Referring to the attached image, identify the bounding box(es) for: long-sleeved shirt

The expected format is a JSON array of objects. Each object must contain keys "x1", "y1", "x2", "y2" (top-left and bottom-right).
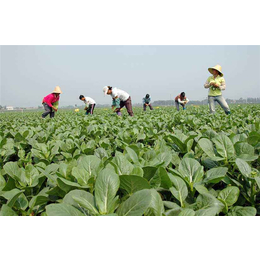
[
  {"x1": 43, "y1": 93, "x2": 60, "y2": 107},
  {"x1": 175, "y1": 95, "x2": 189, "y2": 104},
  {"x1": 83, "y1": 97, "x2": 96, "y2": 107},
  {"x1": 111, "y1": 88, "x2": 130, "y2": 101},
  {"x1": 143, "y1": 97, "x2": 151, "y2": 104},
  {"x1": 204, "y1": 75, "x2": 226, "y2": 96}
]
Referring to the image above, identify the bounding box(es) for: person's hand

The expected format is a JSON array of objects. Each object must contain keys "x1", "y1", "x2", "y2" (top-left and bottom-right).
[
  {"x1": 214, "y1": 83, "x2": 219, "y2": 88},
  {"x1": 52, "y1": 107, "x2": 57, "y2": 112}
]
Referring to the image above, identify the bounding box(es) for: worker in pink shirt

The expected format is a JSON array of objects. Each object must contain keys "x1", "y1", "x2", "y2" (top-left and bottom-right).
[{"x1": 42, "y1": 86, "x2": 62, "y2": 118}]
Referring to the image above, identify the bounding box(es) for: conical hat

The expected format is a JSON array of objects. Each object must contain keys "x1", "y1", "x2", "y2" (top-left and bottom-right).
[
  {"x1": 52, "y1": 86, "x2": 62, "y2": 94},
  {"x1": 208, "y1": 65, "x2": 223, "y2": 77}
]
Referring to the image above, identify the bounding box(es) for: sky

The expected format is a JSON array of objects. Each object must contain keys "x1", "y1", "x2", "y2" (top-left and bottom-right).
[{"x1": 0, "y1": 45, "x2": 259, "y2": 107}]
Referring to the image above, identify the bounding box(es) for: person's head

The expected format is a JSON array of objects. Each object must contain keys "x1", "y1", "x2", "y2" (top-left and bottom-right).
[
  {"x1": 103, "y1": 86, "x2": 113, "y2": 95},
  {"x1": 208, "y1": 65, "x2": 223, "y2": 77},
  {"x1": 52, "y1": 86, "x2": 62, "y2": 97},
  {"x1": 146, "y1": 94, "x2": 150, "y2": 98},
  {"x1": 180, "y1": 92, "x2": 185, "y2": 98},
  {"x1": 79, "y1": 95, "x2": 85, "y2": 101},
  {"x1": 211, "y1": 69, "x2": 220, "y2": 76}
]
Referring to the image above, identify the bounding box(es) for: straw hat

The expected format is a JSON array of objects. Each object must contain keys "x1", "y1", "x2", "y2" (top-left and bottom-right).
[
  {"x1": 208, "y1": 65, "x2": 223, "y2": 77},
  {"x1": 52, "y1": 86, "x2": 62, "y2": 94}
]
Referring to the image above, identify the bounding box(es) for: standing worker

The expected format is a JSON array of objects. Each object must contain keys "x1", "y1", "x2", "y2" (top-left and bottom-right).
[
  {"x1": 204, "y1": 65, "x2": 231, "y2": 115},
  {"x1": 79, "y1": 95, "x2": 96, "y2": 115},
  {"x1": 175, "y1": 92, "x2": 189, "y2": 111},
  {"x1": 42, "y1": 86, "x2": 62, "y2": 118},
  {"x1": 143, "y1": 94, "x2": 153, "y2": 111},
  {"x1": 103, "y1": 86, "x2": 134, "y2": 116}
]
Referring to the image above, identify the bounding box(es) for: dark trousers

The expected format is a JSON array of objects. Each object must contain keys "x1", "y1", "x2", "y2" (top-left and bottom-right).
[
  {"x1": 143, "y1": 103, "x2": 153, "y2": 111},
  {"x1": 120, "y1": 96, "x2": 134, "y2": 116},
  {"x1": 42, "y1": 103, "x2": 55, "y2": 118},
  {"x1": 85, "y1": 104, "x2": 96, "y2": 115},
  {"x1": 175, "y1": 101, "x2": 185, "y2": 111}
]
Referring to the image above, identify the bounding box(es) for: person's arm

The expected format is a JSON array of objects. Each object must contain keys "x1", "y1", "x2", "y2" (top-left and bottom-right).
[
  {"x1": 217, "y1": 78, "x2": 226, "y2": 90},
  {"x1": 204, "y1": 76, "x2": 213, "y2": 89},
  {"x1": 185, "y1": 98, "x2": 189, "y2": 104},
  {"x1": 178, "y1": 98, "x2": 185, "y2": 104}
]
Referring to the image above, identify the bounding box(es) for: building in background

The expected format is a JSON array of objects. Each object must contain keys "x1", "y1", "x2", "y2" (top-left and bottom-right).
[{"x1": 6, "y1": 106, "x2": 14, "y2": 110}]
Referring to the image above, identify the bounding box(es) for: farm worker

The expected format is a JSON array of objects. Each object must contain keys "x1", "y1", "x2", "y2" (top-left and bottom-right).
[
  {"x1": 175, "y1": 92, "x2": 189, "y2": 111},
  {"x1": 103, "y1": 86, "x2": 134, "y2": 116},
  {"x1": 42, "y1": 86, "x2": 62, "y2": 118},
  {"x1": 204, "y1": 65, "x2": 231, "y2": 115},
  {"x1": 79, "y1": 95, "x2": 96, "y2": 115},
  {"x1": 143, "y1": 94, "x2": 153, "y2": 111},
  {"x1": 112, "y1": 97, "x2": 122, "y2": 116}
]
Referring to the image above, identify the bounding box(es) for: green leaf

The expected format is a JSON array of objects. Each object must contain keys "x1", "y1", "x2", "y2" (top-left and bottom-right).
[
  {"x1": 0, "y1": 205, "x2": 18, "y2": 216},
  {"x1": 95, "y1": 168, "x2": 120, "y2": 215},
  {"x1": 218, "y1": 186, "x2": 240, "y2": 206},
  {"x1": 77, "y1": 155, "x2": 101, "y2": 177},
  {"x1": 1, "y1": 189, "x2": 24, "y2": 208},
  {"x1": 228, "y1": 206, "x2": 257, "y2": 216},
  {"x1": 235, "y1": 142, "x2": 255, "y2": 156},
  {"x1": 117, "y1": 189, "x2": 152, "y2": 216},
  {"x1": 72, "y1": 167, "x2": 90, "y2": 186},
  {"x1": 57, "y1": 177, "x2": 87, "y2": 193},
  {"x1": 119, "y1": 175, "x2": 150, "y2": 195},
  {"x1": 145, "y1": 189, "x2": 164, "y2": 216},
  {"x1": 178, "y1": 208, "x2": 196, "y2": 216},
  {"x1": 168, "y1": 175, "x2": 188, "y2": 207},
  {"x1": 46, "y1": 203, "x2": 85, "y2": 216},
  {"x1": 195, "y1": 193, "x2": 224, "y2": 216},
  {"x1": 204, "y1": 167, "x2": 228, "y2": 184},
  {"x1": 178, "y1": 158, "x2": 204, "y2": 187},
  {"x1": 235, "y1": 158, "x2": 251, "y2": 178},
  {"x1": 198, "y1": 138, "x2": 215, "y2": 158},
  {"x1": 63, "y1": 190, "x2": 99, "y2": 216},
  {"x1": 125, "y1": 147, "x2": 139, "y2": 164},
  {"x1": 113, "y1": 152, "x2": 134, "y2": 175},
  {"x1": 14, "y1": 193, "x2": 29, "y2": 211},
  {"x1": 213, "y1": 134, "x2": 235, "y2": 159}
]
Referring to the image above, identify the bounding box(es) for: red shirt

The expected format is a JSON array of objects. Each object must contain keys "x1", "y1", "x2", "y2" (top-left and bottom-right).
[{"x1": 43, "y1": 93, "x2": 60, "y2": 107}]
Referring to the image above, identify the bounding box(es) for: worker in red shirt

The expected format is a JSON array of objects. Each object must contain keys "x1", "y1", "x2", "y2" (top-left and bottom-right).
[
  {"x1": 42, "y1": 86, "x2": 62, "y2": 118},
  {"x1": 175, "y1": 92, "x2": 189, "y2": 111}
]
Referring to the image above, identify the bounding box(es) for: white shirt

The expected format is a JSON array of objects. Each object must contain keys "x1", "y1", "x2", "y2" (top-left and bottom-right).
[
  {"x1": 111, "y1": 88, "x2": 129, "y2": 102},
  {"x1": 83, "y1": 97, "x2": 96, "y2": 106},
  {"x1": 178, "y1": 98, "x2": 189, "y2": 104}
]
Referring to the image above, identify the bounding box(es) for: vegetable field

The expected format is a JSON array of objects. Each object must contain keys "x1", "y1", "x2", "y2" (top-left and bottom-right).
[{"x1": 0, "y1": 105, "x2": 260, "y2": 216}]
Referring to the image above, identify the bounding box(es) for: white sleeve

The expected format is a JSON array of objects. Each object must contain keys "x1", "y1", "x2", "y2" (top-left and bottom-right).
[
  {"x1": 186, "y1": 98, "x2": 189, "y2": 103},
  {"x1": 112, "y1": 89, "x2": 118, "y2": 98},
  {"x1": 178, "y1": 98, "x2": 185, "y2": 104}
]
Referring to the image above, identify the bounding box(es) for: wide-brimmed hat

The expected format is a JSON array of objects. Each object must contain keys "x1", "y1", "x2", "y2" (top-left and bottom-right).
[
  {"x1": 208, "y1": 65, "x2": 223, "y2": 77},
  {"x1": 52, "y1": 86, "x2": 62, "y2": 94}
]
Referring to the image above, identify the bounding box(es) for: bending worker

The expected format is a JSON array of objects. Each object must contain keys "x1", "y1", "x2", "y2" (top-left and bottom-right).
[
  {"x1": 143, "y1": 94, "x2": 153, "y2": 111},
  {"x1": 42, "y1": 86, "x2": 62, "y2": 118},
  {"x1": 79, "y1": 95, "x2": 96, "y2": 115},
  {"x1": 175, "y1": 92, "x2": 189, "y2": 111},
  {"x1": 103, "y1": 86, "x2": 134, "y2": 116}
]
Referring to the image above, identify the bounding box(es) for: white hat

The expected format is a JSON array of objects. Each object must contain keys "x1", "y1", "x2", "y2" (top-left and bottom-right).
[{"x1": 103, "y1": 86, "x2": 109, "y2": 96}]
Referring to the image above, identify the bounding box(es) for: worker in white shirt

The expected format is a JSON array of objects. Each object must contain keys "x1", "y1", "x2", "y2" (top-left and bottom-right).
[
  {"x1": 103, "y1": 86, "x2": 134, "y2": 116},
  {"x1": 79, "y1": 95, "x2": 96, "y2": 115},
  {"x1": 175, "y1": 92, "x2": 189, "y2": 111}
]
